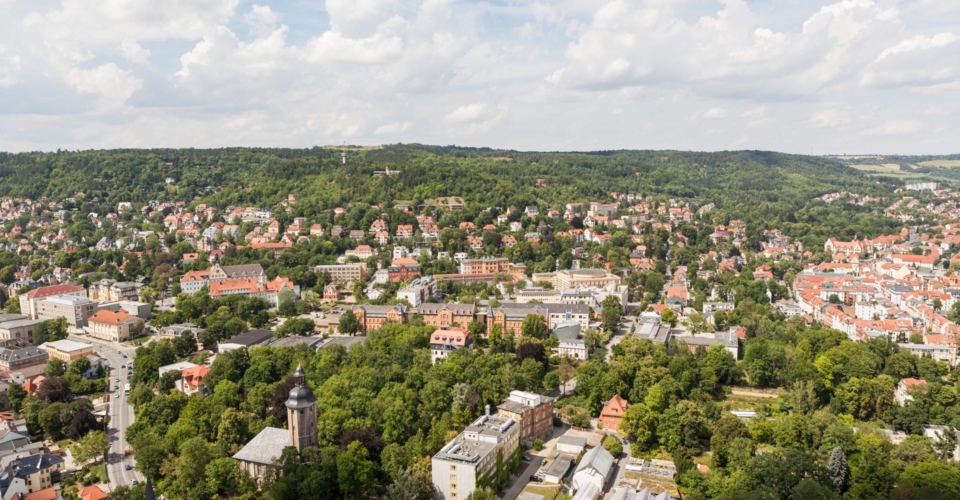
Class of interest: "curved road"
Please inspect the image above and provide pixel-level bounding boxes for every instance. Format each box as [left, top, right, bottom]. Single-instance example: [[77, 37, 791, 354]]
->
[[69, 335, 143, 490]]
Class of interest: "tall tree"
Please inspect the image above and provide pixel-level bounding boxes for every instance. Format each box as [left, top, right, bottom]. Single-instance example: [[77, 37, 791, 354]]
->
[[520, 314, 547, 339], [828, 446, 848, 494], [339, 309, 361, 335]]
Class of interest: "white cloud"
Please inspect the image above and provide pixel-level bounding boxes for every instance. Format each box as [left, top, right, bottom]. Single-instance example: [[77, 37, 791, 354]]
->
[[65, 63, 143, 105], [23, 0, 240, 46], [0, 0, 958, 154], [0, 44, 21, 87], [807, 108, 857, 129], [552, 0, 908, 98], [325, 0, 399, 38], [864, 119, 924, 136], [119, 39, 151, 65], [446, 103, 491, 123], [861, 32, 960, 88], [693, 107, 727, 120], [374, 121, 413, 135], [303, 32, 404, 64], [244, 4, 280, 38]]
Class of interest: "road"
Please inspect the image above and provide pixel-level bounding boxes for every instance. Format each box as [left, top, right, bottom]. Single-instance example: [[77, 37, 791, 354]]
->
[[501, 455, 544, 500], [69, 335, 142, 490], [606, 316, 634, 361]]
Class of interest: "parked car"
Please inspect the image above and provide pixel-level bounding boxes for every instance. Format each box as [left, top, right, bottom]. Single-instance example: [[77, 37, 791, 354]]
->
[[529, 476, 543, 483]]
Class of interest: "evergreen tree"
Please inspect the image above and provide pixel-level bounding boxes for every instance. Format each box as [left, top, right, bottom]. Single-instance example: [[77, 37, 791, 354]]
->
[[828, 446, 848, 494]]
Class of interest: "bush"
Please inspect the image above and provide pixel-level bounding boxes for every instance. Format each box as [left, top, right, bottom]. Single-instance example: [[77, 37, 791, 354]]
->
[[533, 439, 544, 451], [602, 435, 623, 457]]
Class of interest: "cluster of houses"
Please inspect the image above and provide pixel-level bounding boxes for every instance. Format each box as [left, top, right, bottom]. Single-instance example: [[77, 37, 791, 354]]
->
[[788, 231, 960, 366], [0, 337, 113, 500]]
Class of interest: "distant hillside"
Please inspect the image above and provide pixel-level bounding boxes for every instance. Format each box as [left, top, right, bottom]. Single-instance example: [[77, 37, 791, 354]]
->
[[0, 146, 899, 241]]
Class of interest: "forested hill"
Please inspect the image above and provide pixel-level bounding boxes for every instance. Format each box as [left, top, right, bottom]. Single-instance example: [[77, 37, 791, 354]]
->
[[0, 146, 893, 230]]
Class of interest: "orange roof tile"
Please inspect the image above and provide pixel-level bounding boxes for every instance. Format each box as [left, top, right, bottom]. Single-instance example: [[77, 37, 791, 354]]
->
[[89, 309, 131, 325]]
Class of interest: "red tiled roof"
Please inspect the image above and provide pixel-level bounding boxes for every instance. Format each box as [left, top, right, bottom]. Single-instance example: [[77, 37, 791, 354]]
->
[[600, 394, 629, 418], [430, 328, 471, 347], [89, 309, 131, 325], [23, 487, 59, 500], [25, 284, 84, 299], [79, 485, 108, 500], [182, 365, 210, 385]]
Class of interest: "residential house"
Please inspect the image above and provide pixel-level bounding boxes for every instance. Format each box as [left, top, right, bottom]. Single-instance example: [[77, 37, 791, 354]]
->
[[430, 328, 471, 364], [895, 378, 928, 406], [8, 454, 64, 494], [599, 395, 629, 432], [571, 446, 614, 500]]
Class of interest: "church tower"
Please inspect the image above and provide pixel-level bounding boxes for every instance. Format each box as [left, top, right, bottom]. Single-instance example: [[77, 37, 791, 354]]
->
[[285, 364, 318, 451]]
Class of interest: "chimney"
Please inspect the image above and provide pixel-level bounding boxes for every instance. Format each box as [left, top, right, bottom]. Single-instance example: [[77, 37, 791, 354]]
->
[[485, 404, 490, 416]]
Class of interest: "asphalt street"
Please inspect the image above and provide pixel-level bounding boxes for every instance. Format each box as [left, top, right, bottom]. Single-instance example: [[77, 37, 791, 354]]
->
[[69, 335, 143, 490]]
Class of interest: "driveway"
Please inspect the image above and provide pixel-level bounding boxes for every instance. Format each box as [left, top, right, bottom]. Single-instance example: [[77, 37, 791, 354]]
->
[[502, 455, 544, 500]]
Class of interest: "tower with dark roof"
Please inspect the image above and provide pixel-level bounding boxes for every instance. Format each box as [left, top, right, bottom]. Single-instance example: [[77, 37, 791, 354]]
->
[[285, 364, 318, 451]]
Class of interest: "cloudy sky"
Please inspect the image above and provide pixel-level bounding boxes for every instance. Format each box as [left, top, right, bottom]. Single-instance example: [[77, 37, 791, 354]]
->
[[0, 0, 958, 154]]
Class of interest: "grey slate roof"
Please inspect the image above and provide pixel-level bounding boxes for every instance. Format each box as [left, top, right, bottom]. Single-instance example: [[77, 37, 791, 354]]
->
[[220, 264, 266, 278], [608, 488, 672, 500], [575, 445, 614, 477], [232, 427, 289, 465], [9, 453, 63, 478], [222, 329, 274, 347]]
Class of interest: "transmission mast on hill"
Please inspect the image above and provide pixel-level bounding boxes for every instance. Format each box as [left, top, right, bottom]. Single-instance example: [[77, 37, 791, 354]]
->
[[341, 143, 347, 165]]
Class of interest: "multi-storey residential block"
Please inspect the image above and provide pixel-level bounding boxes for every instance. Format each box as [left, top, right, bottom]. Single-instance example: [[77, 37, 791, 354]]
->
[[313, 263, 367, 284], [432, 410, 520, 500], [19, 284, 86, 319], [497, 391, 554, 443], [37, 296, 98, 328]]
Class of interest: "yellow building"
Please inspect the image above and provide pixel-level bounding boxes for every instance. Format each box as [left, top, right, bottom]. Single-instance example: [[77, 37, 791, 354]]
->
[[42, 339, 95, 362]]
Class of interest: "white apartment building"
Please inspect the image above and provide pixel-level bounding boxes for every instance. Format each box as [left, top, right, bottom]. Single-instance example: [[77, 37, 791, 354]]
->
[[432, 410, 520, 500], [37, 296, 98, 328]]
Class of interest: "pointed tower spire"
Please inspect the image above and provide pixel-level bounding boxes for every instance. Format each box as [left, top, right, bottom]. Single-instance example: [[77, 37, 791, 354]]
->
[[294, 363, 306, 386], [145, 477, 157, 500]]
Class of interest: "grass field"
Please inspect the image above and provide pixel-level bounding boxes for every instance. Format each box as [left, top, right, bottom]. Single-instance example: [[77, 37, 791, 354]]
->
[[519, 483, 561, 499], [846, 163, 957, 184], [850, 163, 902, 172], [720, 390, 782, 410], [917, 160, 960, 168]]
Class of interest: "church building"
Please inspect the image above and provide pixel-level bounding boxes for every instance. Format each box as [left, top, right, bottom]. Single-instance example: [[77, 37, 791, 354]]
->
[[232, 364, 318, 480]]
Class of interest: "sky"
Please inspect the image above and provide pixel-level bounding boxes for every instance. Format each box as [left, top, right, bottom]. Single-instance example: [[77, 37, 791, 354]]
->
[[0, 0, 958, 154]]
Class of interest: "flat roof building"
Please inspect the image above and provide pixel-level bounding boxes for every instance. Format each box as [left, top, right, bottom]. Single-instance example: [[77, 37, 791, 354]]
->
[[37, 296, 98, 328], [432, 410, 520, 500], [41, 339, 94, 362], [219, 330, 274, 353]]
